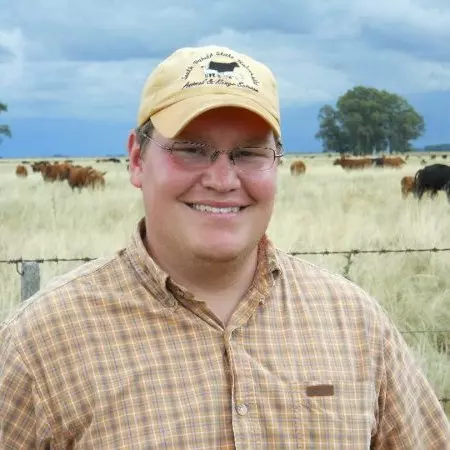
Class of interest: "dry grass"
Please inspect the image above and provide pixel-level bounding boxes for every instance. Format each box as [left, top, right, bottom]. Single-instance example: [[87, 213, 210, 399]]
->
[[1, 152, 449, 417]]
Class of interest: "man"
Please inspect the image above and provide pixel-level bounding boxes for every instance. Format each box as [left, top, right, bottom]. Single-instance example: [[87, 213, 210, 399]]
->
[[1, 45, 449, 449]]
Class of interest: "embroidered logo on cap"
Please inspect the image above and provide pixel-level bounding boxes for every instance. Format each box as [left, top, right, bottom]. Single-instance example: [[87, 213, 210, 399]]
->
[[179, 50, 260, 93]]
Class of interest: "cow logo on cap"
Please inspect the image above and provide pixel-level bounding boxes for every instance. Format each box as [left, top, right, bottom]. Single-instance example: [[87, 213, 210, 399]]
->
[[203, 61, 241, 80], [180, 50, 260, 92]]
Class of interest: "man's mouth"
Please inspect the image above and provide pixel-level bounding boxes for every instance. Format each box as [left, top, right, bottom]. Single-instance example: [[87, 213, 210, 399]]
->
[[185, 203, 246, 214]]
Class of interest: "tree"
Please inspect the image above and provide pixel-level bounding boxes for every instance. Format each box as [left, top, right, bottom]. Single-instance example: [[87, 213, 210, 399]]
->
[[314, 105, 349, 153], [315, 86, 425, 155], [0, 102, 12, 144]]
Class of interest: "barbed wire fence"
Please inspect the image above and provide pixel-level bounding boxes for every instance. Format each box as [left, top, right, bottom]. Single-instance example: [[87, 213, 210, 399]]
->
[[1, 246, 450, 407]]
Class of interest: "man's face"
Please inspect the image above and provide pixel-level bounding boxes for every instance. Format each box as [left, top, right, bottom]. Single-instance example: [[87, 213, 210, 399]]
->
[[128, 107, 279, 264]]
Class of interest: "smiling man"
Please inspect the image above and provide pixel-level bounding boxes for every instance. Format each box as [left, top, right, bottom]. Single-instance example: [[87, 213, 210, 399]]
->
[[1, 45, 449, 449], [127, 105, 280, 324]]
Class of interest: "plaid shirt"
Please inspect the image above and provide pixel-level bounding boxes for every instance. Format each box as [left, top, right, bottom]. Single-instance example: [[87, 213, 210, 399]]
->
[[1, 219, 449, 449]]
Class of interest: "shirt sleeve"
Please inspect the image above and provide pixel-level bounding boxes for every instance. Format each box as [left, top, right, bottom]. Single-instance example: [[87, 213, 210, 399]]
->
[[0, 323, 52, 449], [372, 318, 450, 449]]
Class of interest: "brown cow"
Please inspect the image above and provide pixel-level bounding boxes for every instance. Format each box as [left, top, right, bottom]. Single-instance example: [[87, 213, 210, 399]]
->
[[290, 160, 306, 175], [401, 176, 415, 198], [68, 166, 90, 191], [15, 165, 28, 178], [67, 167, 106, 191], [31, 161, 50, 172], [381, 156, 406, 168], [56, 163, 72, 181], [87, 170, 107, 190], [333, 157, 373, 170], [41, 163, 60, 182]]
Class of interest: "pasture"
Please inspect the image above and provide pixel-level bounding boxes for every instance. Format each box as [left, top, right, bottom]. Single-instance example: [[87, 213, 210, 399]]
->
[[1, 152, 449, 417]]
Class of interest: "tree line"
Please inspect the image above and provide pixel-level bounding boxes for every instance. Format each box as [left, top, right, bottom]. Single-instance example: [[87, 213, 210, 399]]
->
[[0, 93, 445, 155], [423, 144, 450, 152], [315, 86, 425, 155]]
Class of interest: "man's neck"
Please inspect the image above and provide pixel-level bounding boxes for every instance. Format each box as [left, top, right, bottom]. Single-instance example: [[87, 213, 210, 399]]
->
[[143, 235, 261, 323]]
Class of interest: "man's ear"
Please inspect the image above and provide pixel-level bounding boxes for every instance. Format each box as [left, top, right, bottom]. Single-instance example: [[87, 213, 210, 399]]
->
[[127, 129, 143, 189]]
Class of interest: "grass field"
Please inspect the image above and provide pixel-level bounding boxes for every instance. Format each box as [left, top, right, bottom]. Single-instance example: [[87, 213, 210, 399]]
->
[[1, 151, 449, 417]]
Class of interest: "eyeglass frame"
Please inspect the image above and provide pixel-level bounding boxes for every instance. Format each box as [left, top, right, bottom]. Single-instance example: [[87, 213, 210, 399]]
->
[[137, 130, 285, 172]]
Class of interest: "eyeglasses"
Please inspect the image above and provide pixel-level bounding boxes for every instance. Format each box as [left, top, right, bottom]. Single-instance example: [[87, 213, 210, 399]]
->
[[139, 131, 284, 172]]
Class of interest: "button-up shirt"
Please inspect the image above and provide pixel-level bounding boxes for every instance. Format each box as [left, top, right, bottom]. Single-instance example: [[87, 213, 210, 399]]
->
[[1, 219, 449, 449]]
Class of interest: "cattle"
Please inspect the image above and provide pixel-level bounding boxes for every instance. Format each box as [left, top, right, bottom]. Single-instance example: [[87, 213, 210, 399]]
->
[[400, 176, 415, 198], [96, 157, 121, 163], [57, 163, 72, 181], [21, 159, 110, 192], [88, 170, 107, 190], [372, 157, 384, 167], [15, 165, 28, 178], [290, 160, 306, 175], [67, 166, 90, 191], [413, 164, 450, 200], [68, 166, 107, 191], [380, 156, 406, 168], [333, 156, 373, 170], [41, 163, 60, 182], [31, 161, 50, 172]]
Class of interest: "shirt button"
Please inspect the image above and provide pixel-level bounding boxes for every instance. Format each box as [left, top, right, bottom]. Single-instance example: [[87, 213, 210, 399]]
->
[[165, 298, 177, 307], [236, 403, 248, 416]]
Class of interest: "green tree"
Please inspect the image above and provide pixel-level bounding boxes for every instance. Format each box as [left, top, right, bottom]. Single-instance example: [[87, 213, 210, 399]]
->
[[314, 105, 349, 153], [315, 86, 425, 155], [0, 102, 12, 144]]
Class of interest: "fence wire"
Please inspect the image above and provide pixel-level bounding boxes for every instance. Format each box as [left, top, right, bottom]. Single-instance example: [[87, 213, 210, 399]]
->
[[4, 245, 450, 285], [2, 245, 450, 266], [2, 245, 450, 265], [2, 246, 450, 337], [1, 246, 450, 407]]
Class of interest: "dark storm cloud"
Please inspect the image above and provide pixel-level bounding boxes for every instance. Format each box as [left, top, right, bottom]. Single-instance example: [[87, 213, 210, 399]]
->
[[0, 1, 317, 62], [2, 0, 450, 121]]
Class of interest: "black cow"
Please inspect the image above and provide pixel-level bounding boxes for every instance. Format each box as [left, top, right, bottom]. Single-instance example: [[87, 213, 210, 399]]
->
[[208, 61, 239, 72], [204, 61, 240, 79], [413, 164, 450, 201], [372, 157, 384, 167]]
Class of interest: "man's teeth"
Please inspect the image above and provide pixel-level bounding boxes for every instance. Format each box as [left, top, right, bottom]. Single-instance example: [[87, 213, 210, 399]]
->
[[191, 204, 240, 214]]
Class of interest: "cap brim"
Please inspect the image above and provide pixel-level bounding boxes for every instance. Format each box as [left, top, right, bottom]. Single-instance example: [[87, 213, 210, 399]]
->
[[150, 94, 280, 139]]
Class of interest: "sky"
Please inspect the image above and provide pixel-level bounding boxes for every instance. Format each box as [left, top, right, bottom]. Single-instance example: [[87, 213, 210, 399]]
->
[[1, 0, 450, 158]]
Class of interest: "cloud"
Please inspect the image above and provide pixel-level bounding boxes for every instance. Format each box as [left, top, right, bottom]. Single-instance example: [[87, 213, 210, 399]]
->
[[0, 45, 14, 63], [0, 29, 25, 90], [1, 0, 450, 121]]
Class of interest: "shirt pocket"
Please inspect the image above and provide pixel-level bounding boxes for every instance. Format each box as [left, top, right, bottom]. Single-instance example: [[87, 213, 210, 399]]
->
[[292, 380, 376, 449]]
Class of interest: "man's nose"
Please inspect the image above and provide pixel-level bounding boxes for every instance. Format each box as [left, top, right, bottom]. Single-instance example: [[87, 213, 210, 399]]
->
[[200, 152, 241, 192]]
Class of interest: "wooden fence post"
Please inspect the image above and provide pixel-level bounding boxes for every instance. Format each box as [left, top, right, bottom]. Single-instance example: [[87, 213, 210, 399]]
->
[[21, 262, 40, 302]]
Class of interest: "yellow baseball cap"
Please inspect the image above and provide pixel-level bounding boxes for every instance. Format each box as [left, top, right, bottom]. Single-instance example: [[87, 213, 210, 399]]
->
[[137, 45, 281, 138]]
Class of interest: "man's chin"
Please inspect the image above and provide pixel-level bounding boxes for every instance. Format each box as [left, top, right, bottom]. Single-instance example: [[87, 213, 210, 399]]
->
[[188, 239, 248, 264], [193, 247, 242, 264]]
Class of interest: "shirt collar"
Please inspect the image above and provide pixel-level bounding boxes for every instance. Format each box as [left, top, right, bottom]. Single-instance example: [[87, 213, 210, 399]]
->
[[125, 217, 282, 306]]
